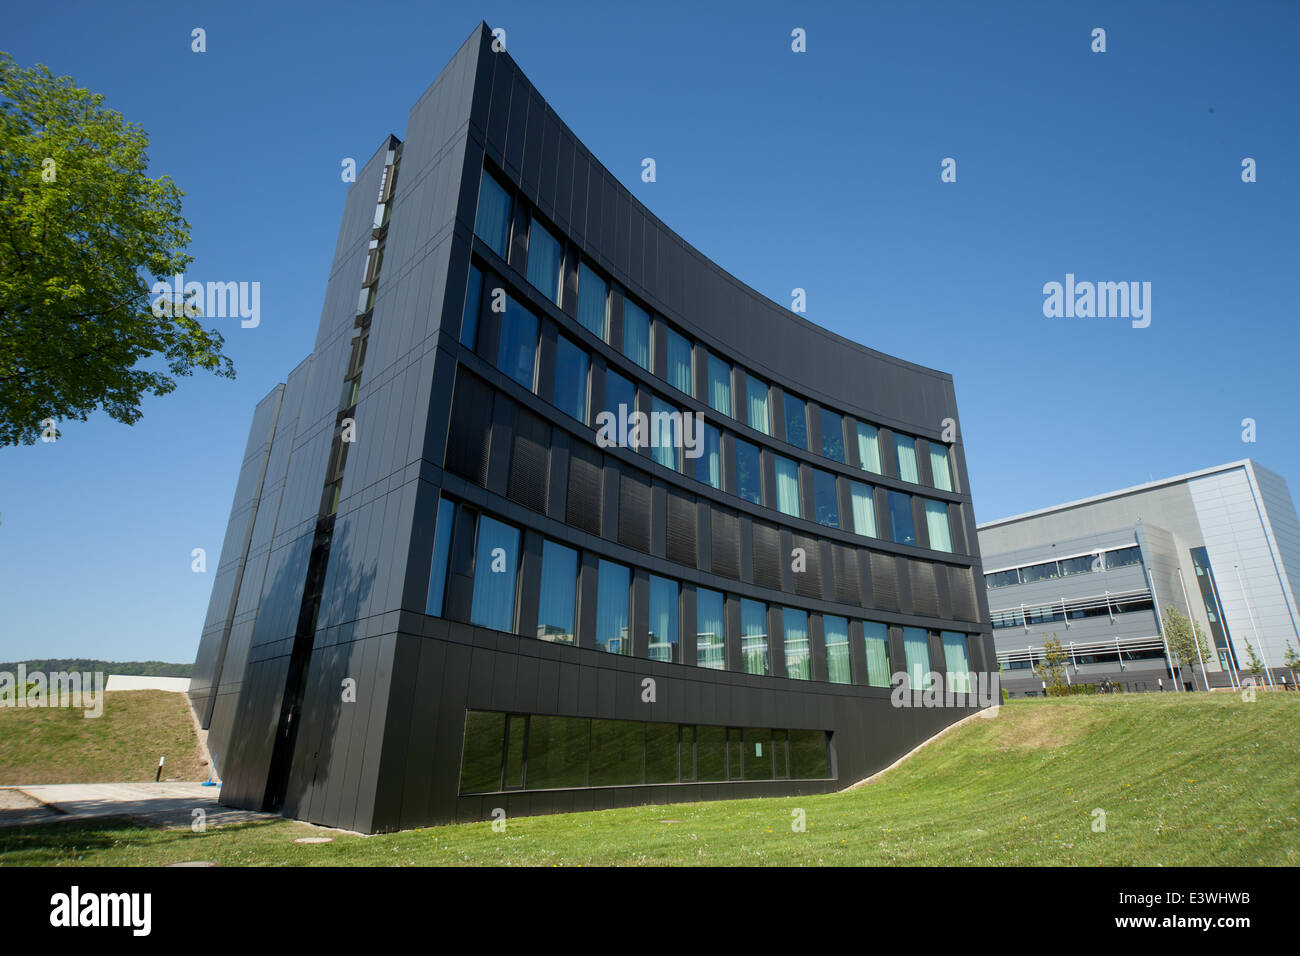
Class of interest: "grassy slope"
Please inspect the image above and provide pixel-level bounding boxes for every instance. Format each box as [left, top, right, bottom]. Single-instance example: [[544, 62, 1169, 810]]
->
[[0, 690, 208, 785], [1, 693, 1296, 866]]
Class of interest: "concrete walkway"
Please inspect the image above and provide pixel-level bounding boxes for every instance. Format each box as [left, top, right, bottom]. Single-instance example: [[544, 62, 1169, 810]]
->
[[0, 783, 273, 829]]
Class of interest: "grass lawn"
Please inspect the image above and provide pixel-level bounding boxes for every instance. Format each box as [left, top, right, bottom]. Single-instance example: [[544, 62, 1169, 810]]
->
[[0, 689, 208, 785], [1, 692, 1296, 866]]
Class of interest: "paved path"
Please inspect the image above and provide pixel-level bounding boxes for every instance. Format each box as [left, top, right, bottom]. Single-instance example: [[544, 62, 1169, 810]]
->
[[0, 783, 273, 829]]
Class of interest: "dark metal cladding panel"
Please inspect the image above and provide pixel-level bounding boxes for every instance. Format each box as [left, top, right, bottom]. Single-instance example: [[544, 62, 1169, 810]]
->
[[710, 507, 740, 580]]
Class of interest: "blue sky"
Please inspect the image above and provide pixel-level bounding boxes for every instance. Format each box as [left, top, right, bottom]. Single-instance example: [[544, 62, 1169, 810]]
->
[[2, 0, 1297, 663]]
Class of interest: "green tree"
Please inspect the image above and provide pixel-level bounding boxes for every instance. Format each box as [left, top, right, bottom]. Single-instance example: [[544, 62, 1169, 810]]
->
[[1282, 641, 1299, 689], [1034, 633, 1069, 694], [0, 53, 233, 445], [1242, 639, 1265, 683], [1162, 605, 1210, 687]]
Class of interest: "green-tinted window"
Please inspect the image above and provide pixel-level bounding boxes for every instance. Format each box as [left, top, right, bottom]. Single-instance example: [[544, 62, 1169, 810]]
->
[[773, 729, 789, 778], [903, 627, 931, 690], [503, 714, 526, 789], [525, 715, 589, 790], [743, 728, 773, 780], [696, 725, 727, 781], [824, 615, 852, 683], [789, 729, 829, 779], [645, 723, 679, 784], [679, 726, 696, 781], [863, 621, 891, 688], [459, 710, 505, 793], [589, 719, 643, 787], [727, 728, 743, 780]]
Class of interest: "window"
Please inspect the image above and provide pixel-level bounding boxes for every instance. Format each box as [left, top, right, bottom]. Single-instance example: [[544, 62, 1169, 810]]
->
[[823, 615, 851, 684], [1019, 561, 1059, 584], [525, 715, 589, 790], [740, 598, 769, 676], [984, 568, 1020, 589], [781, 608, 811, 680], [743, 728, 773, 780], [496, 294, 538, 390], [784, 395, 808, 449], [595, 559, 631, 654], [894, 433, 919, 483], [648, 575, 680, 663], [664, 326, 692, 395], [461, 264, 482, 348], [789, 730, 828, 779], [903, 627, 931, 690], [525, 217, 563, 305], [888, 491, 916, 546], [1106, 546, 1142, 569], [474, 169, 511, 258], [929, 444, 953, 491], [924, 499, 952, 553], [623, 299, 650, 370], [576, 262, 608, 340], [537, 540, 578, 644], [696, 587, 726, 669], [775, 455, 801, 518], [820, 408, 845, 463], [813, 469, 839, 528], [469, 515, 520, 632], [857, 423, 882, 474], [459, 711, 507, 792], [1058, 554, 1096, 576], [552, 335, 589, 423], [651, 398, 680, 470], [589, 719, 644, 787], [696, 423, 721, 489], [942, 631, 972, 693], [603, 368, 635, 435], [746, 374, 770, 434], [850, 481, 876, 537], [425, 496, 455, 616], [863, 621, 891, 688], [706, 353, 732, 417], [735, 438, 761, 504]]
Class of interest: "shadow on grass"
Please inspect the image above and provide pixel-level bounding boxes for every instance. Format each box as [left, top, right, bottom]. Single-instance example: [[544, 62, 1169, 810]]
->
[[0, 814, 291, 864]]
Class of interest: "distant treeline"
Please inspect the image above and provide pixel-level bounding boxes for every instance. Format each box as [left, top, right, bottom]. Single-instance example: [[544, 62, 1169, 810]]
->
[[0, 660, 193, 677]]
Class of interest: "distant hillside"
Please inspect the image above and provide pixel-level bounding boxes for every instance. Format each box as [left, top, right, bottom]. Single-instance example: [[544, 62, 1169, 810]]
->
[[0, 660, 192, 678]]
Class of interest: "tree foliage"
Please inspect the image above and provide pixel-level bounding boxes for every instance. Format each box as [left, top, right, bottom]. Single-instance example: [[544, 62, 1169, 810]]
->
[[1162, 604, 1210, 671], [1034, 633, 1069, 692], [0, 53, 234, 445]]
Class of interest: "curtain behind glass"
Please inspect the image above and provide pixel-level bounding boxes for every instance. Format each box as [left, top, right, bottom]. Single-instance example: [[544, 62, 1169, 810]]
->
[[474, 171, 510, 257], [942, 631, 972, 693], [623, 300, 650, 369], [894, 434, 919, 483], [470, 516, 520, 631], [775, 456, 800, 517], [740, 598, 769, 675], [782, 608, 810, 679], [696, 587, 726, 669], [595, 559, 630, 654], [696, 424, 721, 489], [666, 328, 693, 394], [651, 398, 679, 470], [746, 374, 770, 434], [648, 575, 679, 663], [903, 627, 931, 690], [576, 262, 608, 340], [823, 615, 851, 683], [925, 500, 952, 552], [863, 622, 890, 687], [850, 481, 876, 537], [857, 423, 882, 474], [929, 444, 953, 491], [707, 353, 732, 417], [525, 220, 563, 304], [537, 540, 577, 643]]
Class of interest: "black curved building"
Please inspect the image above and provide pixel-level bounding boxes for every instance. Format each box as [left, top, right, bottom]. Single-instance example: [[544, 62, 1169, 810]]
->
[[189, 23, 994, 833]]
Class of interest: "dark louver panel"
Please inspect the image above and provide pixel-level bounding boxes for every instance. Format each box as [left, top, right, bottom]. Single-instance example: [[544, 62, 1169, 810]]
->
[[665, 490, 697, 567], [445, 368, 493, 488], [909, 560, 939, 618], [948, 564, 979, 623], [751, 521, 782, 590], [792, 534, 822, 599], [508, 407, 550, 513], [618, 468, 651, 553], [870, 551, 900, 611], [565, 443, 603, 536], [710, 508, 740, 580], [833, 544, 860, 605]]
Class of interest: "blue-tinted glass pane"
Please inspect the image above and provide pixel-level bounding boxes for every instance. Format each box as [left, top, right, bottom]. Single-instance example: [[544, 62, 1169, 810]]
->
[[784, 396, 807, 449], [736, 438, 761, 504], [696, 587, 725, 669], [648, 575, 680, 663], [813, 469, 839, 528], [782, 608, 810, 680], [424, 497, 456, 615], [576, 262, 608, 340], [696, 423, 721, 489], [624, 300, 650, 369], [740, 598, 769, 676], [496, 295, 538, 389], [889, 491, 916, 546], [651, 398, 679, 470], [665, 327, 692, 394], [821, 408, 845, 462], [603, 368, 635, 426], [707, 353, 732, 417], [525, 218, 563, 304], [461, 265, 482, 349], [470, 515, 520, 631], [552, 336, 588, 422], [537, 540, 577, 644], [595, 559, 631, 654], [775, 455, 800, 517], [474, 171, 510, 257]]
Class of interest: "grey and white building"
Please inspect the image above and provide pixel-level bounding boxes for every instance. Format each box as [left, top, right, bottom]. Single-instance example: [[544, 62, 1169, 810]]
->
[[977, 460, 1300, 695]]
